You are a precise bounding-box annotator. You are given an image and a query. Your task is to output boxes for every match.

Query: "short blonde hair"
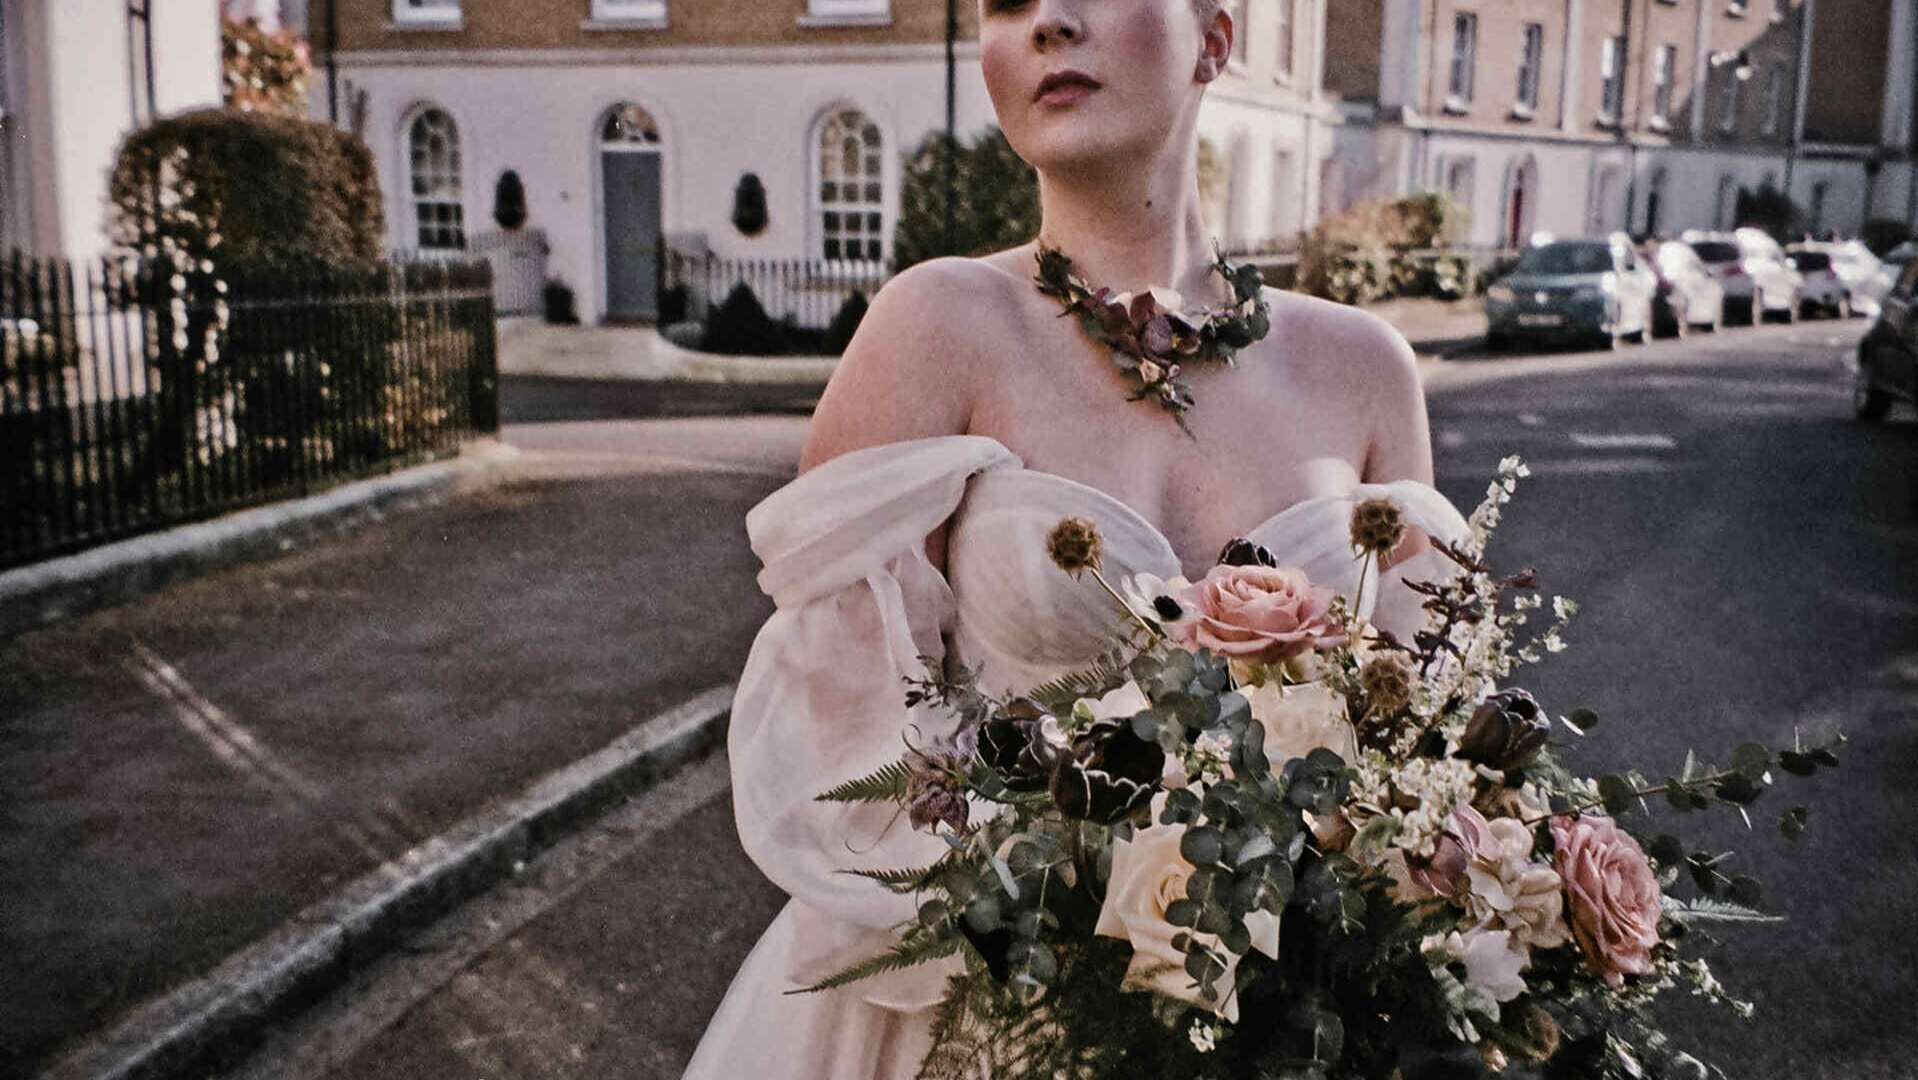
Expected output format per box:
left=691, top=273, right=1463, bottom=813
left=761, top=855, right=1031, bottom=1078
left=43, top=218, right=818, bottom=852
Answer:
left=1192, top=0, right=1224, bottom=23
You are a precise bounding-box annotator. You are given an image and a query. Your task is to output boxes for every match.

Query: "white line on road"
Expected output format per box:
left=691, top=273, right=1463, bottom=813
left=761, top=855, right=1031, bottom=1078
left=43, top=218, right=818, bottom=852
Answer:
left=1568, top=433, right=1678, bottom=450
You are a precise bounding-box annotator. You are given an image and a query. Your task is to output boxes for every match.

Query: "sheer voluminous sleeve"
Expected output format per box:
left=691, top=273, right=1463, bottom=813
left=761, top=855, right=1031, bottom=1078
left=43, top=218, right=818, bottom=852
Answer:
left=729, top=435, right=1019, bottom=1008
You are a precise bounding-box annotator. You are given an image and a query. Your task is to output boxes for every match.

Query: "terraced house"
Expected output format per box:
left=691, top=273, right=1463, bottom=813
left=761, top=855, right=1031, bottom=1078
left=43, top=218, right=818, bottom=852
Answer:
left=1325, top=0, right=1918, bottom=248
left=305, top=0, right=1337, bottom=324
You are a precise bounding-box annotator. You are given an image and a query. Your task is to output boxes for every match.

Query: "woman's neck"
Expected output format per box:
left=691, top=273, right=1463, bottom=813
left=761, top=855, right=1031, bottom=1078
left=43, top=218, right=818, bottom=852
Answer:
left=1031, top=151, right=1226, bottom=305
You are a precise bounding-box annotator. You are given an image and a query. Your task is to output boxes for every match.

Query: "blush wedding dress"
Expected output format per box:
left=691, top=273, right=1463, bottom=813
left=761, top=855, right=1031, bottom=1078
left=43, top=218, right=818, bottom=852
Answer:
left=683, top=434, right=1471, bottom=1080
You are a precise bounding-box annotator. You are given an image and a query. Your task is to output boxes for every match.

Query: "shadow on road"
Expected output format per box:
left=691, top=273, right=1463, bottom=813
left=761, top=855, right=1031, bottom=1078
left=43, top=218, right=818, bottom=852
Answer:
left=501, top=376, right=820, bottom=425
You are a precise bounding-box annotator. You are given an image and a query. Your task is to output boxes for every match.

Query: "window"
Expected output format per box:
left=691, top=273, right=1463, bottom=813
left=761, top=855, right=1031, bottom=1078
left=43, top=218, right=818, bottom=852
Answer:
left=393, top=0, right=459, bottom=25
left=1274, top=0, right=1294, bottom=81
left=1597, top=36, right=1625, bottom=124
left=1515, top=23, right=1543, bottom=113
left=407, top=108, right=464, bottom=249
left=804, top=0, right=888, bottom=22
left=1718, top=68, right=1741, bottom=133
left=1270, top=150, right=1294, bottom=239
left=1651, top=44, right=1676, bottom=125
left=1448, top=13, right=1477, bottom=108
left=1761, top=63, right=1786, bottom=135
left=1226, top=0, right=1249, bottom=66
left=1809, top=181, right=1828, bottom=233
left=817, top=107, right=883, bottom=261
left=1444, top=157, right=1476, bottom=212
left=1714, top=175, right=1738, bottom=226
left=590, top=0, right=666, bottom=23
left=601, top=102, right=660, bottom=146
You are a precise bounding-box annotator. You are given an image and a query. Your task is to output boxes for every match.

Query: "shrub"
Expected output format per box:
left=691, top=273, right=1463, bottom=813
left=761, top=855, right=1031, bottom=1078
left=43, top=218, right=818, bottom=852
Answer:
left=543, top=278, right=579, bottom=324
left=1861, top=218, right=1912, bottom=255
left=1294, top=193, right=1471, bottom=304
left=1732, top=184, right=1801, bottom=240
left=107, top=108, right=382, bottom=267
left=493, top=170, right=528, bottom=230
left=893, top=127, right=1041, bottom=272
left=821, top=291, right=870, bottom=356
left=222, top=14, right=310, bottom=116
left=700, top=282, right=791, bottom=355
left=658, top=283, right=691, bottom=326
left=732, top=173, right=769, bottom=236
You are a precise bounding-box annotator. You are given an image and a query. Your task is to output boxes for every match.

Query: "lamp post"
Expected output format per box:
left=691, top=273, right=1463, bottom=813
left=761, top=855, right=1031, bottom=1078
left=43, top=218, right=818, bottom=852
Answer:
left=944, top=0, right=957, bottom=251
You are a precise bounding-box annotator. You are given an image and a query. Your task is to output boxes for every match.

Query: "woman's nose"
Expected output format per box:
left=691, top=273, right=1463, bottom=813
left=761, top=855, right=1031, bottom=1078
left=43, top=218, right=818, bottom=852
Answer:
left=1031, top=3, right=1081, bottom=48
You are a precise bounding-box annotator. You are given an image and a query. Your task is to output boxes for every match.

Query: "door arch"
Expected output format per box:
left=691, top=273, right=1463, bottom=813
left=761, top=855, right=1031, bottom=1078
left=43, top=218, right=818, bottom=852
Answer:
left=598, top=102, right=664, bottom=322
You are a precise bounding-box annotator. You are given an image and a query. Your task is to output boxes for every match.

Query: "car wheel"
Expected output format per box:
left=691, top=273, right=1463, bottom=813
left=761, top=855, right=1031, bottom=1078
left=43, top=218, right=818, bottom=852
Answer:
left=1785, top=294, right=1800, bottom=323
left=1836, top=295, right=1852, bottom=320
left=1854, top=351, right=1892, bottom=422
left=1485, top=330, right=1510, bottom=352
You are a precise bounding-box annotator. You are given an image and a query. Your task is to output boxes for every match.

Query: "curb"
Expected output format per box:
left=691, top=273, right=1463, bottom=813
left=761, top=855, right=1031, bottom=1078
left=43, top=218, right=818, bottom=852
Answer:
left=38, top=683, right=736, bottom=1080
left=0, top=441, right=521, bottom=639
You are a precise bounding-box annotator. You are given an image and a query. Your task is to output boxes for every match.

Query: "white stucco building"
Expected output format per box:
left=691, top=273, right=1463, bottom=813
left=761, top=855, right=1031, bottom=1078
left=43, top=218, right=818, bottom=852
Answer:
left=304, top=0, right=1337, bottom=325
left=0, top=0, right=225, bottom=257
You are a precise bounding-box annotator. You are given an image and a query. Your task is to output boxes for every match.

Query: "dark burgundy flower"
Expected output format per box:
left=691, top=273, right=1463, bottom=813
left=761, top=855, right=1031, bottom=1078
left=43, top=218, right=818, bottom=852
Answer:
left=978, top=698, right=1056, bottom=793
left=1049, top=719, right=1165, bottom=823
left=1215, top=537, right=1278, bottom=568
left=1458, top=689, right=1551, bottom=770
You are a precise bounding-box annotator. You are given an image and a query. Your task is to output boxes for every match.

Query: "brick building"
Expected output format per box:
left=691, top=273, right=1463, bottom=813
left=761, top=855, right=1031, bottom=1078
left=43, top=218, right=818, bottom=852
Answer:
left=300, top=0, right=1337, bottom=324
left=1325, top=0, right=1918, bottom=248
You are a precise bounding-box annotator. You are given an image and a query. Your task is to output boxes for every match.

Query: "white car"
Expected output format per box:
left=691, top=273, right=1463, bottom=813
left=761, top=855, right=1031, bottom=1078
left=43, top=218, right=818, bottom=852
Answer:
left=1680, top=229, right=1803, bottom=324
left=1783, top=246, right=1852, bottom=318
left=1792, top=240, right=1885, bottom=317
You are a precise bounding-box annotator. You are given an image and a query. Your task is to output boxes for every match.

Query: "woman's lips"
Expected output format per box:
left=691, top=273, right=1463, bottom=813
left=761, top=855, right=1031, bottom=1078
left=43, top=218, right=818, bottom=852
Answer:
left=1037, top=82, right=1099, bottom=106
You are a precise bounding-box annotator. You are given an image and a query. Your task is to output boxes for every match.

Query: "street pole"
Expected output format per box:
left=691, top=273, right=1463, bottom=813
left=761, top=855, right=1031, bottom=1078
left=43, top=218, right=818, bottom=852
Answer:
left=1784, top=0, right=1816, bottom=233
left=944, top=0, right=957, bottom=251
left=325, top=0, right=340, bottom=126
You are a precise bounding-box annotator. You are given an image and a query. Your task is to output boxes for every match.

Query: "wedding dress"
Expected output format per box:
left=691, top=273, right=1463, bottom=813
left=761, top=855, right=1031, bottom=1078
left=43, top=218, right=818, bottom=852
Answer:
left=682, top=434, right=1471, bottom=1080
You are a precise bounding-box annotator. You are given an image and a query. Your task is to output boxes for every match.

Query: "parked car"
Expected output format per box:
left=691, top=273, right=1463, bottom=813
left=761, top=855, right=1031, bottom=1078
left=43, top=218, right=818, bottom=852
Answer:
left=1868, top=243, right=1917, bottom=318
left=1647, top=240, right=1726, bottom=337
left=1799, top=240, right=1886, bottom=317
left=1681, top=229, right=1802, bottom=324
left=1853, top=255, right=1918, bottom=420
left=1483, top=236, right=1657, bottom=351
left=1782, top=248, right=1850, bottom=317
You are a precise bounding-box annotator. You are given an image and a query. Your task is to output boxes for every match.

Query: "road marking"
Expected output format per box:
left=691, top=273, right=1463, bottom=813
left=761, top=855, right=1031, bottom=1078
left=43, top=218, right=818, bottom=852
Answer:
left=1517, top=413, right=1545, bottom=427
left=1568, top=433, right=1678, bottom=450
left=1526, top=456, right=1676, bottom=476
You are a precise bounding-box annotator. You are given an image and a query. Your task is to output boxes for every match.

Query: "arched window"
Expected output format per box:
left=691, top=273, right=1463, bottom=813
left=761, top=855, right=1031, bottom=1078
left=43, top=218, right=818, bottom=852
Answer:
left=602, top=102, right=661, bottom=146
left=408, top=108, right=465, bottom=250
left=1644, top=168, right=1668, bottom=236
left=817, top=107, right=883, bottom=261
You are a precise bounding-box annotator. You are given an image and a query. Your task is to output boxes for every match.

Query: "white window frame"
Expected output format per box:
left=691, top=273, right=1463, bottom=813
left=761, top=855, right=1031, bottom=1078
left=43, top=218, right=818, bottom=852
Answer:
left=1514, top=22, right=1543, bottom=115
left=1597, top=35, right=1625, bottom=125
left=586, top=0, right=666, bottom=28
left=1760, top=63, right=1786, bottom=135
left=799, top=0, right=889, bottom=27
left=1447, top=12, right=1477, bottom=111
left=1718, top=68, right=1741, bottom=133
left=1274, top=0, right=1294, bottom=83
left=1650, top=44, right=1675, bottom=127
left=405, top=106, right=466, bottom=251
left=392, top=0, right=461, bottom=27
left=813, top=106, right=887, bottom=264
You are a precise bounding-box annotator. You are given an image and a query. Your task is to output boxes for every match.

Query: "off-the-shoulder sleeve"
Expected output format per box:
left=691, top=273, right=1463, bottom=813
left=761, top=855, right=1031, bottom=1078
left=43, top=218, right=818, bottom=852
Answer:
left=729, top=435, right=1019, bottom=1004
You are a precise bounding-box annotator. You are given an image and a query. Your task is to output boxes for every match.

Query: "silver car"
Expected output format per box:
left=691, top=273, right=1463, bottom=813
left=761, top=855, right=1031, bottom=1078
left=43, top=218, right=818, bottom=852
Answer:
left=1783, top=246, right=1851, bottom=318
left=1648, top=241, right=1727, bottom=337
left=1681, top=229, right=1802, bottom=324
left=1484, top=237, right=1658, bottom=350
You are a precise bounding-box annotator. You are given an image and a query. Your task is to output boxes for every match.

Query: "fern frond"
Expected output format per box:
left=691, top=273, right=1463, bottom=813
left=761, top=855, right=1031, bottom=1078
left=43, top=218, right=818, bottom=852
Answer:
left=1027, top=650, right=1133, bottom=713
left=1662, top=895, right=1785, bottom=925
left=839, top=864, right=939, bottom=893
left=816, top=759, right=912, bottom=804
left=791, top=932, right=962, bottom=994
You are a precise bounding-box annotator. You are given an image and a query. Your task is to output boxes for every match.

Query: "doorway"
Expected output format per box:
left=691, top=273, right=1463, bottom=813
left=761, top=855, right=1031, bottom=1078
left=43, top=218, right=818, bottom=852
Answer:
left=600, top=103, right=663, bottom=323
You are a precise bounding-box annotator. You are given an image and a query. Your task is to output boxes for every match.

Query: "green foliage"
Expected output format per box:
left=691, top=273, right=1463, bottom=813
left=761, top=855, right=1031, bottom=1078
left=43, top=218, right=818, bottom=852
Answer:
left=492, top=170, right=529, bottom=230
left=820, top=290, right=869, bottom=356
left=108, top=107, right=383, bottom=267
left=892, top=127, right=1041, bottom=273
left=222, top=14, right=311, bottom=116
left=1294, top=193, right=1475, bottom=304
left=1860, top=218, right=1912, bottom=256
left=1732, top=183, right=1802, bottom=240
left=699, top=282, right=793, bottom=356
left=799, top=931, right=962, bottom=994
left=816, top=760, right=913, bottom=804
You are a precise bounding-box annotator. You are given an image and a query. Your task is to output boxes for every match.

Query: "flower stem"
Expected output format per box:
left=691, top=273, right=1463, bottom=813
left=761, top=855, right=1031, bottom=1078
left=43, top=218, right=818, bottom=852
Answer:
left=1088, top=564, right=1168, bottom=643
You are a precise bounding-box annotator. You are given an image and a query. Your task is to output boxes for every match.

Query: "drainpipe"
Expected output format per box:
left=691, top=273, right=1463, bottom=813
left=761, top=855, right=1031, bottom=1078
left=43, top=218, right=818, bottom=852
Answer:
left=325, top=0, right=340, bottom=126
left=943, top=0, right=956, bottom=248
left=1784, top=0, right=1815, bottom=222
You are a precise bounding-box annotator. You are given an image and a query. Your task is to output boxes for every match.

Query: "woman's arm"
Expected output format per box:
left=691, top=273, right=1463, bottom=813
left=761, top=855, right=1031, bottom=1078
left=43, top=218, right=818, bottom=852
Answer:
left=1355, top=316, right=1437, bottom=569
left=800, top=258, right=992, bottom=572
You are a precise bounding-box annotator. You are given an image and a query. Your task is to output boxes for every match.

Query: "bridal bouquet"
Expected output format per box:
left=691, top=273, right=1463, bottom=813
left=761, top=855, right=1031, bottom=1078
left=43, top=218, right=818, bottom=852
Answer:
left=808, top=458, right=1838, bottom=1080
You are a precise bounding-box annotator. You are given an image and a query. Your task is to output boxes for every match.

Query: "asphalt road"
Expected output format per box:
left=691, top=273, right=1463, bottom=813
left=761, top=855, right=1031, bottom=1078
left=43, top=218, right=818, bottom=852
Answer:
left=215, top=319, right=1918, bottom=1080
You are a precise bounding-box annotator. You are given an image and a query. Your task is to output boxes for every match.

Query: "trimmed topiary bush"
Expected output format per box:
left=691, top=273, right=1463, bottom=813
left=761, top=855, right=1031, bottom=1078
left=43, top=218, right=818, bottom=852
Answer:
left=821, top=291, right=869, bottom=356
left=732, top=173, right=769, bottom=236
left=543, top=278, right=579, bottom=325
left=107, top=107, right=382, bottom=267
left=700, top=282, right=791, bottom=355
left=493, top=170, right=529, bottom=230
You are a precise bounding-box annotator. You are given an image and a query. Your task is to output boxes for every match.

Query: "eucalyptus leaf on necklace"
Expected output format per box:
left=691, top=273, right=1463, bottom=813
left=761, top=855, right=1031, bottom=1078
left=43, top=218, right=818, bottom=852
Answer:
left=1033, top=240, right=1272, bottom=434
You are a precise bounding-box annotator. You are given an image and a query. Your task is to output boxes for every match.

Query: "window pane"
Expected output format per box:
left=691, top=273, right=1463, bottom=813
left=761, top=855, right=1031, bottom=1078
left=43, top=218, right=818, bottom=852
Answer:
left=863, top=181, right=881, bottom=203
left=821, top=181, right=838, bottom=202
left=824, top=238, right=841, bottom=259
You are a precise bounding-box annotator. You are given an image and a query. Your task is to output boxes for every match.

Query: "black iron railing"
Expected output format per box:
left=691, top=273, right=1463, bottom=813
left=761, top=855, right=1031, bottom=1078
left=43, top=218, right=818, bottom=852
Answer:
left=0, top=251, right=498, bottom=570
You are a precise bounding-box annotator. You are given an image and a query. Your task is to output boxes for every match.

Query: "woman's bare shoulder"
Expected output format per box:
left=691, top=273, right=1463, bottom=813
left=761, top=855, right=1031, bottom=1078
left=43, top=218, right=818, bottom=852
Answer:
left=1261, top=287, right=1419, bottom=391
left=798, top=255, right=1028, bottom=472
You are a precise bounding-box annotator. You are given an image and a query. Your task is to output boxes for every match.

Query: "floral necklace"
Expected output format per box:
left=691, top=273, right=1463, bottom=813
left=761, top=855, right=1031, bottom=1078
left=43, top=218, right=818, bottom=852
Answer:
left=1033, top=240, right=1272, bottom=433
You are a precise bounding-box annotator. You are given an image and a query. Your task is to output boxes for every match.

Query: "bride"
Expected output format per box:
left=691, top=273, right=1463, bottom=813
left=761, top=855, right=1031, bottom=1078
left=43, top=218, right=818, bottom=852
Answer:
left=685, top=0, right=1456, bottom=1075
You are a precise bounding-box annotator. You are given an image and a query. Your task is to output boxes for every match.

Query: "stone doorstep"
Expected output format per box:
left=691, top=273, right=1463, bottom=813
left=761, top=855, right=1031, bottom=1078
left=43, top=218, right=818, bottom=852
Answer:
left=0, top=441, right=521, bottom=640
left=37, top=685, right=736, bottom=1080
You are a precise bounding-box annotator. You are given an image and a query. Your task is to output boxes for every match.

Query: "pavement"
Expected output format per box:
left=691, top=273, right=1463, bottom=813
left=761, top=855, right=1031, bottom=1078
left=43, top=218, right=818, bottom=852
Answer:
left=14, top=300, right=1896, bottom=1080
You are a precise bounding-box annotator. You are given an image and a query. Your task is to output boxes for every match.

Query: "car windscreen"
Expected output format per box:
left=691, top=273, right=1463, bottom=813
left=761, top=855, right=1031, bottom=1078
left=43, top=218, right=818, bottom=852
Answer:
left=1788, top=252, right=1831, bottom=270
left=1513, top=244, right=1612, bottom=275
left=1690, top=241, right=1741, bottom=263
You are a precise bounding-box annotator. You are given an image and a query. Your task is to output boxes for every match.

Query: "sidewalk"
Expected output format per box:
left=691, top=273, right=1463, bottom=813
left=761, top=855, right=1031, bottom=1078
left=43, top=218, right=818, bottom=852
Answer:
left=494, top=295, right=1489, bottom=388
left=1, top=446, right=793, bottom=1079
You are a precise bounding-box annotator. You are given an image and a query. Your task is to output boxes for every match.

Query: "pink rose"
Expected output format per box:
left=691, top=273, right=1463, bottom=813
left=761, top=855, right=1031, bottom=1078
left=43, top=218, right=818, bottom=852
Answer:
left=1178, top=564, right=1347, bottom=664
left=1407, top=804, right=1494, bottom=898
left=1551, top=815, right=1663, bottom=987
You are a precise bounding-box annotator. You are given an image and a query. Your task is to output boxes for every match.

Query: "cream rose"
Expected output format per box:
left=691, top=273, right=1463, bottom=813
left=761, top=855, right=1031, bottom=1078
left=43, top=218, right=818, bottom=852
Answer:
left=1094, top=821, right=1279, bottom=1021
left=1463, top=817, right=1570, bottom=956
left=1244, top=679, right=1356, bottom=767
left=1178, top=564, right=1347, bottom=664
